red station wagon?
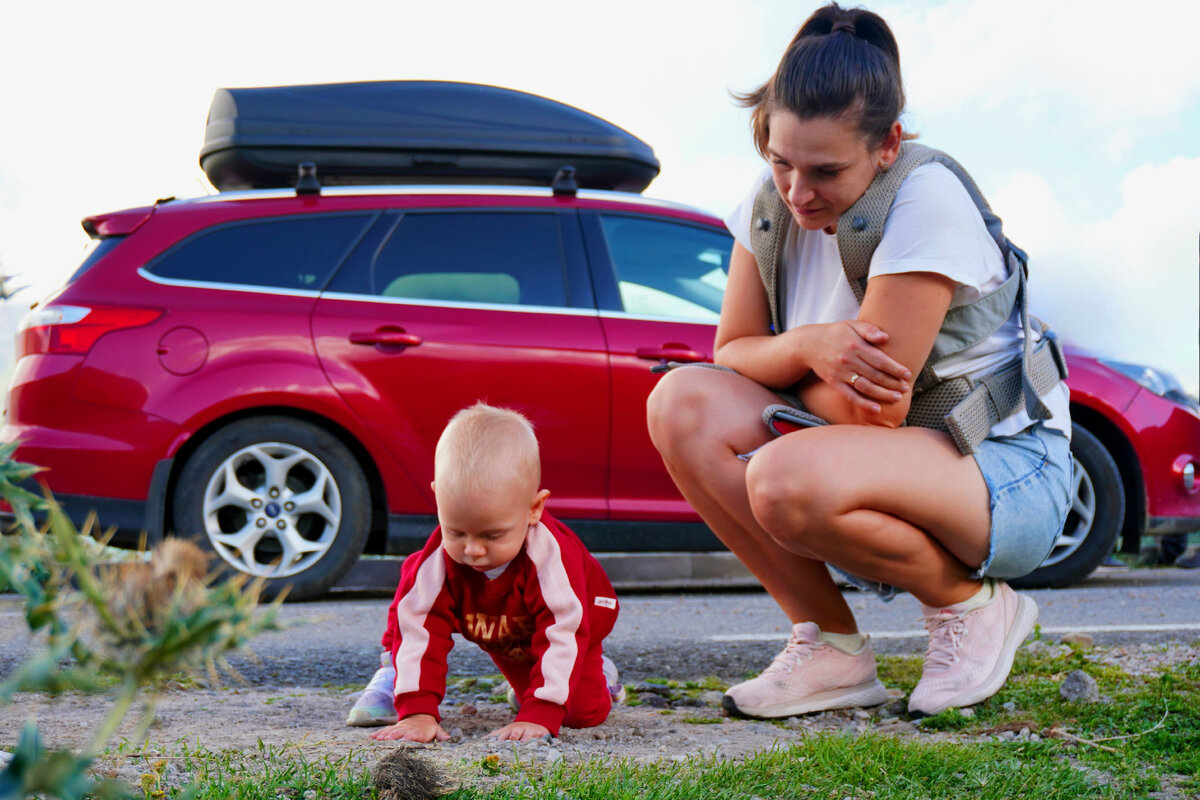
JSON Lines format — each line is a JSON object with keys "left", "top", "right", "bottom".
{"left": 4, "top": 82, "right": 1198, "bottom": 599}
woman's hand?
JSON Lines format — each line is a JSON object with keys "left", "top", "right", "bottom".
{"left": 802, "top": 320, "right": 911, "bottom": 411}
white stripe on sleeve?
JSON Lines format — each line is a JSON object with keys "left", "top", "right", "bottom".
{"left": 393, "top": 549, "right": 448, "bottom": 696}
{"left": 524, "top": 522, "right": 583, "bottom": 706}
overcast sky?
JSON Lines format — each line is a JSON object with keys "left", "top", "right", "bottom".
{"left": 1, "top": 0, "right": 1197, "bottom": 393}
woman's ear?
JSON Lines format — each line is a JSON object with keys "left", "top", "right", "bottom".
{"left": 879, "top": 121, "right": 903, "bottom": 168}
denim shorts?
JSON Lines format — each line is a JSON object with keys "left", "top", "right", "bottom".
{"left": 835, "top": 422, "right": 1073, "bottom": 600}
{"left": 971, "top": 422, "right": 1073, "bottom": 579}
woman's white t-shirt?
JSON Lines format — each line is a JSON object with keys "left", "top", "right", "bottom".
{"left": 726, "top": 163, "right": 1070, "bottom": 438}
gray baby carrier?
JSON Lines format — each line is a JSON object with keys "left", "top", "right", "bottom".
{"left": 748, "top": 142, "right": 1067, "bottom": 454}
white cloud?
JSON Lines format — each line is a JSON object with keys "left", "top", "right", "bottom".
{"left": 994, "top": 158, "right": 1200, "bottom": 394}
{"left": 885, "top": 0, "right": 1200, "bottom": 159}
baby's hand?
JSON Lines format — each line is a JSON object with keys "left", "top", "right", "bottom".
{"left": 368, "top": 714, "right": 450, "bottom": 742}
{"left": 487, "top": 721, "right": 552, "bottom": 742}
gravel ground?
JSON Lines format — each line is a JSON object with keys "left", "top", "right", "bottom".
{"left": 2, "top": 639, "right": 1197, "bottom": 797}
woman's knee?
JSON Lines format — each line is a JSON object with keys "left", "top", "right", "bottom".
{"left": 647, "top": 368, "right": 736, "bottom": 454}
{"left": 744, "top": 439, "right": 828, "bottom": 542}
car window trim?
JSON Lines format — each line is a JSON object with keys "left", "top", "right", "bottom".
{"left": 315, "top": 290, "right": 601, "bottom": 317}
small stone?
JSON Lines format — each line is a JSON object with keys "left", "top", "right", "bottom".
{"left": 637, "top": 692, "right": 670, "bottom": 708}
{"left": 1019, "top": 727, "right": 1031, "bottom": 739}
{"left": 1022, "top": 640, "right": 1053, "bottom": 657}
{"left": 853, "top": 709, "right": 871, "bottom": 721}
{"left": 1030, "top": 733, "right": 1041, "bottom": 742}
{"left": 700, "top": 691, "right": 725, "bottom": 707}
{"left": 1001, "top": 701, "right": 1017, "bottom": 712}
{"left": 544, "top": 749, "right": 563, "bottom": 763}
{"left": 875, "top": 718, "right": 918, "bottom": 736}
{"left": 1060, "top": 670, "right": 1100, "bottom": 703}
{"left": 959, "top": 708, "right": 975, "bottom": 718}
{"left": 1061, "top": 633, "right": 1095, "bottom": 649}
{"left": 461, "top": 704, "right": 478, "bottom": 717}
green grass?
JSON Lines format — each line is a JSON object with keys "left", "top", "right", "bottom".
{"left": 452, "top": 737, "right": 1100, "bottom": 799}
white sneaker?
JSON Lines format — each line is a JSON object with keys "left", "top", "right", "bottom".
{"left": 345, "top": 652, "right": 399, "bottom": 727}
{"left": 908, "top": 580, "right": 1038, "bottom": 717}
{"left": 602, "top": 654, "right": 626, "bottom": 704}
{"left": 722, "top": 622, "right": 887, "bottom": 718}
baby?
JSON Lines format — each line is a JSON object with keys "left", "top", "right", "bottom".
{"left": 356, "top": 402, "right": 622, "bottom": 742}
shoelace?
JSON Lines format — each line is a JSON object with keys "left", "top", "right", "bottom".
{"left": 922, "top": 610, "right": 969, "bottom": 670}
{"left": 761, "top": 635, "right": 822, "bottom": 675}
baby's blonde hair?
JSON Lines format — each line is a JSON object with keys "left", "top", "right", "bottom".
{"left": 434, "top": 402, "right": 541, "bottom": 499}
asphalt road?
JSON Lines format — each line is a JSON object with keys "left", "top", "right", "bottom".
{"left": 2, "top": 565, "right": 1197, "bottom": 689}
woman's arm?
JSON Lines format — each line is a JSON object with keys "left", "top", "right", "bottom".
{"left": 714, "top": 242, "right": 911, "bottom": 410}
{"left": 799, "top": 271, "right": 954, "bottom": 426}
{"left": 712, "top": 241, "right": 802, "bottom": 387}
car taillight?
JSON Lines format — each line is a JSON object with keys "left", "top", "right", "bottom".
{"left": 17, "top": 305, "right": 162, "bottom": 357}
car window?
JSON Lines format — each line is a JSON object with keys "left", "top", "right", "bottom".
{"left": 598, "top": 214, "right": 731, "bottom": 321}
{"left": 67, "top": 237, "right": 125, "bottom": 285}
{"left": 365, "top": 211, "right": 568, "bottom": 308}
{"left": 145, "top": 213, "right": 375, "bottom": 291}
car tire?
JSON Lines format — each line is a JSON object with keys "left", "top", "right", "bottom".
{"left": 1010, "top": 425, "right": 1125, "bottom": 589}
{"left": 172, "top": 416, "right": 370, "bottom": 601}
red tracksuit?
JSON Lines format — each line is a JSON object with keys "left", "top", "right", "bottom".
{"left": 381, "top": 514, "right": 619, "bottom": 736}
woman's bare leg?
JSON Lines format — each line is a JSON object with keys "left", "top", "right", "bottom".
{"left": 744, "top": 424, "right": 990, "bottom": 608}
{"left": 647, "top": 367, "right": 857, "bottom": 633}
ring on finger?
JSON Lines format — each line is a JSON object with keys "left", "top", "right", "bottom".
{"left": 848, "top": 372, "right": 861, "bottom": 388}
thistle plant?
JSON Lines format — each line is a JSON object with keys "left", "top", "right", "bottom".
{"left": 0, "top": 446, "right": 282, "bottom": 800}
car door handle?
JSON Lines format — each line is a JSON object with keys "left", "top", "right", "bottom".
{"left": 635, "top": 345, "right": 708, "bottom": 363}
{"left": 349, "top": 329, "right": 423, "bottom": 348}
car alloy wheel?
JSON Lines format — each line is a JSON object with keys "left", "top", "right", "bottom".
{"left": 202, "top": 441, "right": 342, "bottom": 578}
{"left": 174, "top": 416, "right": 370, "bottom": 600}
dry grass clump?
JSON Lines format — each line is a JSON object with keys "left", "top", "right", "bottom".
{"left": 371, "top": 749, "right": 456, "bottom": 800}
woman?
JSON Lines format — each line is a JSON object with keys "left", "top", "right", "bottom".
{"left": 648, "top": 3, "right": 1072, "bottom": 718}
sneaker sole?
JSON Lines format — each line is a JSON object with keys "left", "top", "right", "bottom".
{"left": 721, "top": 679, "right": 889, "bottom": 719}
{"left": 910, "top": 592, "right": 1039, "bottom": 717}
{"left": 345, "top": 709, "right": 399, "bottom": 727}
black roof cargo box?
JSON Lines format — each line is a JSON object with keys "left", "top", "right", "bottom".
{"left": 200, "top": 81, "right": 660, "bottom": 193}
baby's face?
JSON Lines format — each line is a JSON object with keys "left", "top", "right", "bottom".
{"left": 436, "top": 483, "right": 541, "bottom": 572}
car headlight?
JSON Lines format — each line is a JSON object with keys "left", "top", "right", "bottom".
{"left": 1100, "top": 359, "right": 1200, "bottom": 414}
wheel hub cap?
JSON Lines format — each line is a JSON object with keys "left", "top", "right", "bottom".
{"left": 201, "top": 442, "right": 342, "bottom": 578}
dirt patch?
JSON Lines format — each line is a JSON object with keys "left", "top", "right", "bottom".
{"left": 1, "top": 641, "right": 1196, "bottom": 790}
{"left": 2, "top": 682, "right": 909, "bottom": 769}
